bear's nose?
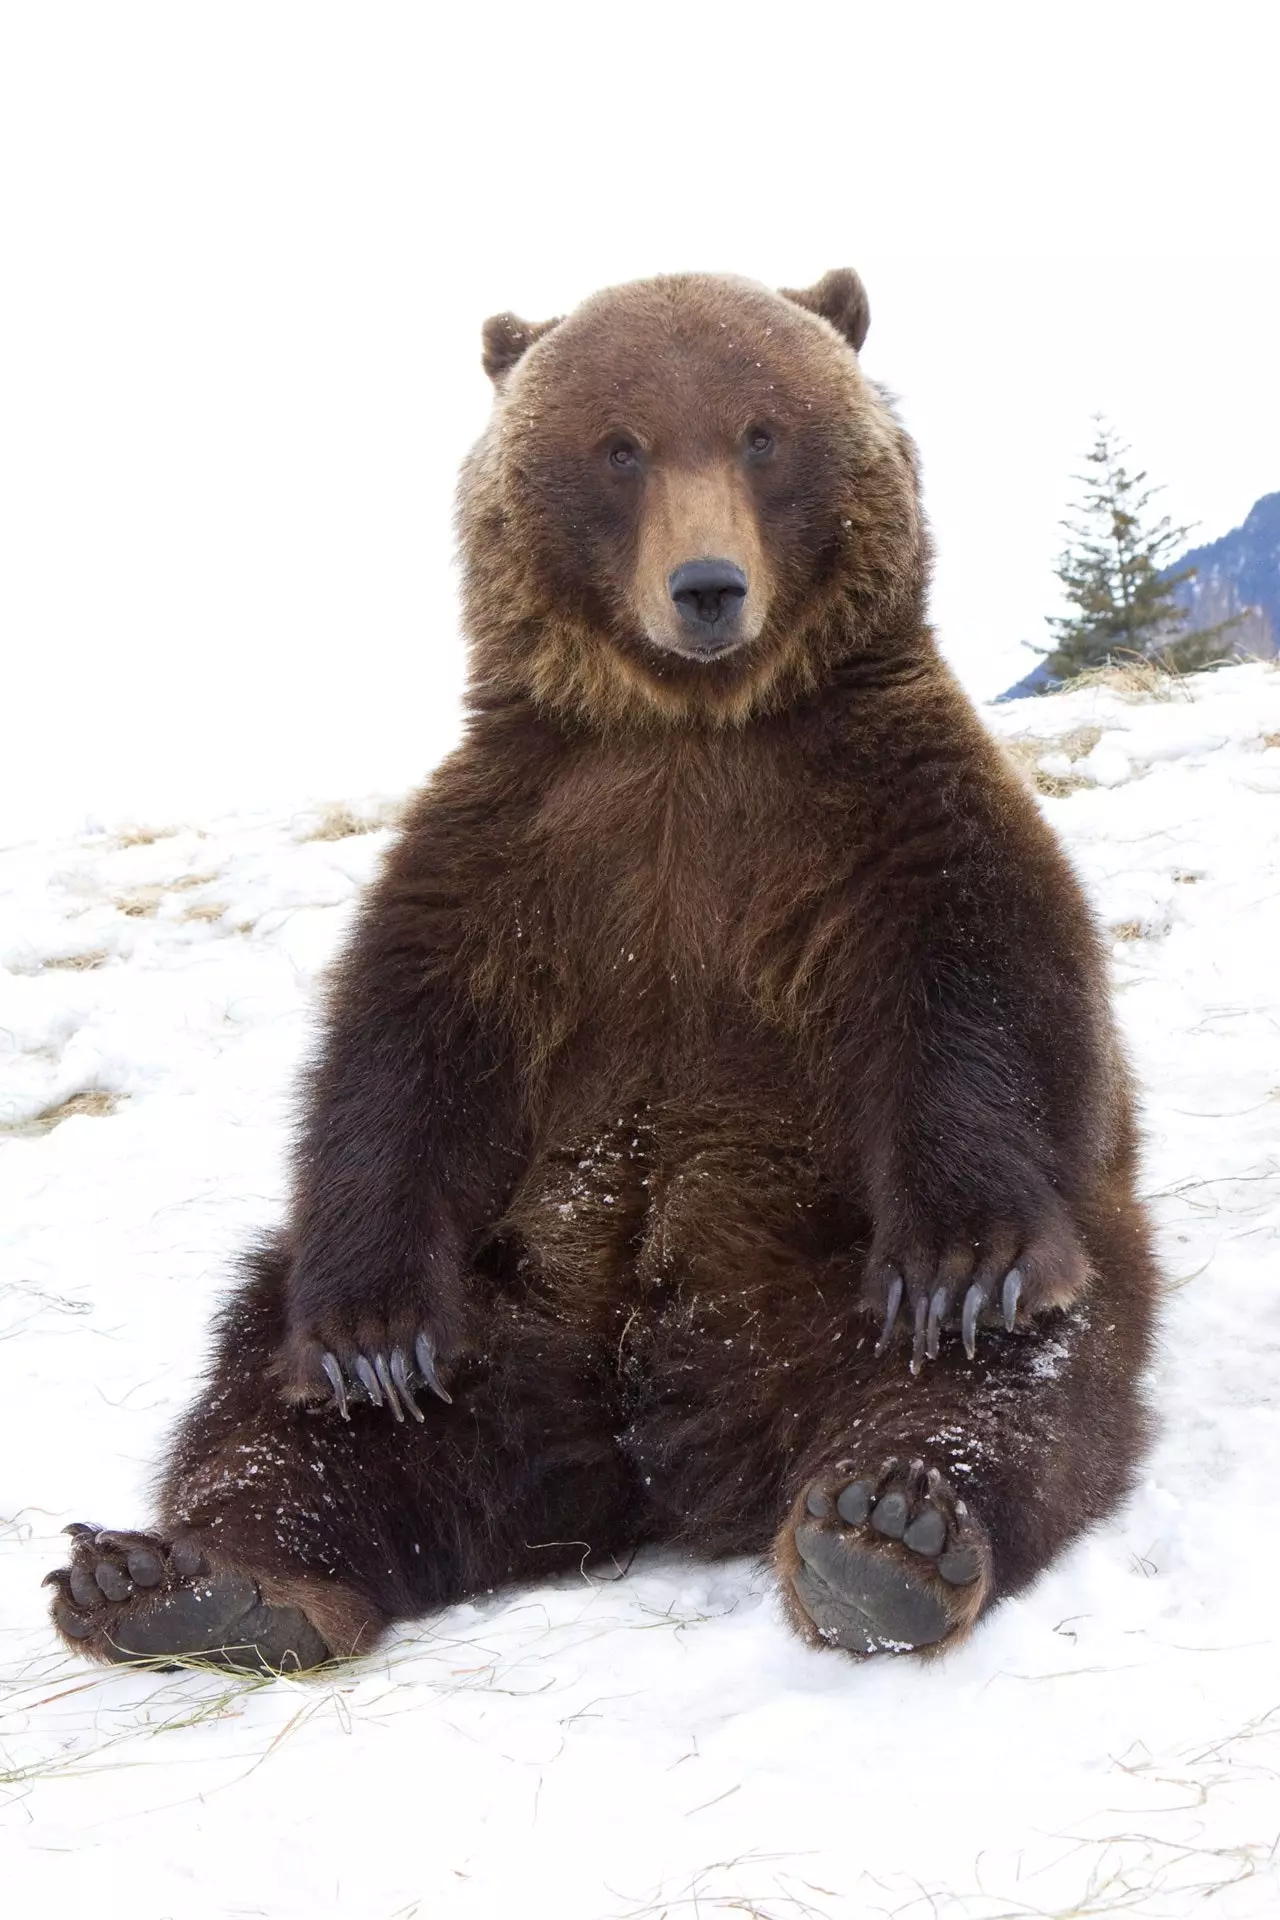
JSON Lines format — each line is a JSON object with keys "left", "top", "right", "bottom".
{"left": 668, "top": 559, "right": 748, "bottom": 635}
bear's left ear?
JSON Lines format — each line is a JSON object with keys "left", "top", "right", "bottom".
{"left": 481, "top": 311, "right": 562, "bottom": 384}
{"left": 779, "top": 268, "right": 871, "bottom": 353}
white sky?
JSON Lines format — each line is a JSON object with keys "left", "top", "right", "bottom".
{"left": 2, "top": 1, "right": 1277, "bottom": 829}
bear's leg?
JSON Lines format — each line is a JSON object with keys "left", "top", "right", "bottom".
{"left": 774, "top": 1279, "right": 1152, "bottom": 1658}
{"left": 46, "top": 1241, "right": 634, "bottom": 1672}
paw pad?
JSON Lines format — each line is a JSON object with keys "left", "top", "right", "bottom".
{"left": 783, "top": 1459, "right": 988, "bottom": 1656}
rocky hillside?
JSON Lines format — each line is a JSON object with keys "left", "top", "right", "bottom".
{"left": 1173, "top": 489, "right": 1280, "bottom": 658}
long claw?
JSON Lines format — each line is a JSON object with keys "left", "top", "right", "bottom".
{"left": 374, "top": 1353, "right": 405, "bottom": 1422}
{"left": 321, "top": 1351, "right": 350, "bottom": 1420}
{"left": 909, "top": 1294, "right": 928, "bottom": 1375}
{"left": 874, "top": 1456, "right": 901, "bottom": 1493}
{"left": 390, "top": 1348, "right": 425, "bottom": 1422}
{"left": 414, "top": 1332, "right": 453, "bottom": 1405}
{"left": 354, "top": 1354, "right": 383, "bottom": 1407}
{"left": 873, "top": 1272, "right": 904, "bottom": 1357}
{"left": 1002, "top": 1267, "right": 1023, "bottom": 1331}
{"left": 961, "top": 1282, "right": 984, "bottom": 1360}
{"left": 925, "top": 1285, "right": 948, "bottom": 1361}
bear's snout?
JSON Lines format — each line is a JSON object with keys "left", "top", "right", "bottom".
{"left": 630, "top": 463, "right": 770, "bottom": 662}
{"left": 667, "top": 559, "right": 749, "bottom": 652}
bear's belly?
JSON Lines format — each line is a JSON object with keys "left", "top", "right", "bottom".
{"left": 500, "top": 1092, "right": 868, "bottom": 1343}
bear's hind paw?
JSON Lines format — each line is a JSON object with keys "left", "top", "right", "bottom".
{"left": 45, "top": 1524, "right": 331, "bottom": 1674}
{"left": 776, "top": 1459, "right": 991, "bottom": 1657}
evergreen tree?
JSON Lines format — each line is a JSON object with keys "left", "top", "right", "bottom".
{"left": 1039, "top": 419, "right": 1233, "bottom": 681}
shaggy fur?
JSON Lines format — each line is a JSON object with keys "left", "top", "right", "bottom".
{"left": 47, "top": 268, "right": 1157, "bottom": 1671}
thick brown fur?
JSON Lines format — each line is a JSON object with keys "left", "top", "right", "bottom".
{"left": 48, "top": 270, "right": 1157, "bottom": 1670}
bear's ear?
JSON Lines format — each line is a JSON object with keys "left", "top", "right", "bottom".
{"left": 481, "top": 311, "right": 562, "bottom": 384}
{"left": 779, "top": 268, "right": 871, "bottom": 353}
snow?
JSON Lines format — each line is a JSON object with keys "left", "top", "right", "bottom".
{"left": 3, "top": 661, "right": 1280, "bottom": 1918}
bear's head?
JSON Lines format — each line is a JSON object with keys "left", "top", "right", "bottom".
{"left": 459, "top": 270, "right": 929, "bottom": 728}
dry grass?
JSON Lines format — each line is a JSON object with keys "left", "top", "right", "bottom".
{"left": 1263, "top": 731, "right": 1280, "bottom": 750}
{"left": 0, "top": 1089, "right": 118, "bottom": 1138}
{"left": 1003, "top": 725, "right": 1103, "bottom": 797}
{"left": 113, "top": 825, "right": 179, "bottom": 848}
{"left": 1057, "top": 652, "right": 1191, "bottom": 703}
{"left": 1110, "top": 920, "right": 1145, "bottom": 943}
{"left": 40, "top": 949, "right": 110, "bottom": 970}
{"left": 113, "top": 887, "right": 163, "bottom": 917}
{"left": 5, "top": 949, "right": 111, "bottom": 975}
{"left": 180, "top": 900, "right": 228, "bottom": 924}
{"left": 302, "top": 803, "right": 393, "bottom": 842}
{"left": 113, "top": 873, "right": 220, "bottom": 918}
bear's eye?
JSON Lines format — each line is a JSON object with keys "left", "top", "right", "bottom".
{"left": 608, "top": 440, "right": 640, "bottom": 471}
{"left": 745, "top": 426, "right": 775, "bottom": 459}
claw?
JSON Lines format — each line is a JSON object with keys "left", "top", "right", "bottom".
{"left": 925, "top": 1285, "right": 948, "bottom": 1362}
{"left": 374, "top": 1352, "right": 405, "bottom": 1423}
{"left": 873, "top": 1272, "right": 904, "bottom": 1357}
{"left": 354, "top": 1354, "right": 383, "bottom": 1407}
{"left": 390, "top": 1348, "right": 425, "bottom": 1423}
{"left": 414, "top": 1332, "right": 453, "bottom": 1405}
{"left": 961, "top": 1282, "right": 985, "bottom": 1360}
{"left": 321, "top": 1351, "right": 350, "bottom": 1420}
{"left": 1002, "top": 1267, "right": 1023, "bottom": 1331}
{"left": 909, "top": 1294, "right": 928, "bottom": 1375}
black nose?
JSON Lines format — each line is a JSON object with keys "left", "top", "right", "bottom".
{"left": 668, "top": 558, "right": 748, "bottom": 632}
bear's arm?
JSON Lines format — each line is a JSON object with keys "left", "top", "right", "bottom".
{"left": 274, "top": 770, "right": 528, "bottom": 1414}
{"left": 827, "top": 690, "right": 1125, "bottom": 1366}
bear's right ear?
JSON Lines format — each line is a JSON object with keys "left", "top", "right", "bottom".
{"left": 779, "top": 268, "right": 871, "bottom": 353}
{"left": 481, "top": 311, "right": 562, "bottom": 384}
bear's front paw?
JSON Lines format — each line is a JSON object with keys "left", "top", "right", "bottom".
{"left": 864, "top": 1193, "right": 1090, "bottom": 1372}
{"left": 275, "top": 1317, "right": 455, "bottom": 1423}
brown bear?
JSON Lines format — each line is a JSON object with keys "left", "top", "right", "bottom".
{"left": 46, "top": 268, "right": 1157, "bottom": 1672}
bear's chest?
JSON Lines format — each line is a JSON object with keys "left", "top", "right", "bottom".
{"left": 506, "top": 735, "right": 868, "bottom": 1070}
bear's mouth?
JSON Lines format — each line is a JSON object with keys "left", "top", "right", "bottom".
{"left": 665, "top": 633, "right": 745, "bottom": 662}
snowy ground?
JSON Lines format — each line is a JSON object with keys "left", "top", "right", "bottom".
{"left": 3, "top": 661, "right": 1280, "bottom": 1919}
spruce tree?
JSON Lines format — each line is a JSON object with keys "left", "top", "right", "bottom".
{"left": 1039, "top": 419, "right": 1230, "bottom": 681}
